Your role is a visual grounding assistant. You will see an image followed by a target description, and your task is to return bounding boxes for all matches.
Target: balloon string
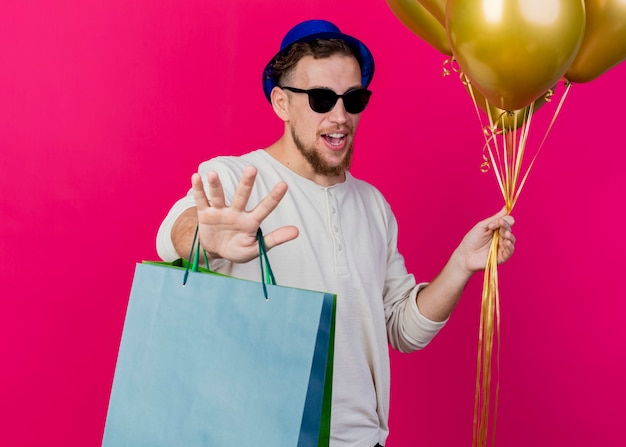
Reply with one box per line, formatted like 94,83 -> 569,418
463,79 -> 572,447
463,77 -> 506,194
455,69 -> 572,447
470,81 -> 571,212
511,80 -> 571,207
473,231 -> 500,447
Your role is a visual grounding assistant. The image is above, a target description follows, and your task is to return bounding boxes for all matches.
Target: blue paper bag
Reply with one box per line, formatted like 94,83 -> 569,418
102,261 -> 335,447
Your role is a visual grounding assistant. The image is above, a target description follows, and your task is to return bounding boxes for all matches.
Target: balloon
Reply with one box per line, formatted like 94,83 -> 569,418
446,0 -> 585,111
468,84 -> 552,132
386,0 -> 452,55
417,0 -> 446,25
566,0 -> 626,83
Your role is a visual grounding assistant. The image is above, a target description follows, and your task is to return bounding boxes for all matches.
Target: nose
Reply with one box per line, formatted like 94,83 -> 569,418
327,98 -> 348,124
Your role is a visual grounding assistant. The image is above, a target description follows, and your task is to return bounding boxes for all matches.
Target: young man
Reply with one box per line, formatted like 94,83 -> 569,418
156,19 -> 515,447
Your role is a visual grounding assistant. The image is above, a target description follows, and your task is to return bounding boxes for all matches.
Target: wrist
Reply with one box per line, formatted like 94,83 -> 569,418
450,246 -> 477,279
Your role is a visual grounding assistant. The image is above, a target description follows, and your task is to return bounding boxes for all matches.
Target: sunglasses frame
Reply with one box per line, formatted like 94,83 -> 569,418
279,86 -> 372,114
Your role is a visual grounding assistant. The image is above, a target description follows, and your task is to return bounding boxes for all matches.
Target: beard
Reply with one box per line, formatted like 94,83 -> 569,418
291,128 -> 354,177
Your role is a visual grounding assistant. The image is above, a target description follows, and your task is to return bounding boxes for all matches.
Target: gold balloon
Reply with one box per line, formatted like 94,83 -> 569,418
446,0 -> 585,111
417,0 -> 446,25
566,0 -> 626,83
386,0 -> 452,55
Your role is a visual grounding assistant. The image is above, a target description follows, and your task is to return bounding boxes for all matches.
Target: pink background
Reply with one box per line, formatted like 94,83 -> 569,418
1,1 -> 624,446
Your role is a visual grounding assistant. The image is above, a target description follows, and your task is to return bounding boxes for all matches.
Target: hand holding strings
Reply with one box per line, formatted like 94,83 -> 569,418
456,208 -> 516,274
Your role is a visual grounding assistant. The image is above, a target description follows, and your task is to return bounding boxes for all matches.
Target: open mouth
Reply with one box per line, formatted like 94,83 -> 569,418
322,132 -> 346,146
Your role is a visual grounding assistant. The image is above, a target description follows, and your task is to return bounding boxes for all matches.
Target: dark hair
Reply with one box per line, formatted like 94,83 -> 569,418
270,39 -> 362,88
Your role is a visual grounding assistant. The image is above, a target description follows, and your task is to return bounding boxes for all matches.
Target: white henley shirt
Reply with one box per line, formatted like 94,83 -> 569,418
156,149 -> 446,447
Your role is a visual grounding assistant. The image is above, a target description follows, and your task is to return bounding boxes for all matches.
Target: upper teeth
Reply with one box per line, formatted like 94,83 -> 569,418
327,133 -> 344,138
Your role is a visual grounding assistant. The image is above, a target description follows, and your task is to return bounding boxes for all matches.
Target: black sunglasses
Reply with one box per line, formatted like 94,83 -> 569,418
279,86 -> 372,114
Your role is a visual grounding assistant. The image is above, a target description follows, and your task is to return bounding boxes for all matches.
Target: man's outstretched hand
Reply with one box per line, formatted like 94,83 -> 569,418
192,165 -> 299,263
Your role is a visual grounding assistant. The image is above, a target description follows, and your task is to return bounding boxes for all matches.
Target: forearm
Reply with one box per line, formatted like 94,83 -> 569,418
415,248 -> 475,322
415,210 -> 515,322
171,206 -> 199,259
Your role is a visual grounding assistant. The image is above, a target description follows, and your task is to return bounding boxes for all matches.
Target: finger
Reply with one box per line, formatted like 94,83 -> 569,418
498,226 -> 516,257
206,171 -> 226,208
250,181 -> 289,223
502,214 -> 515,227
498,236 -> 515,262
262,226 -> 300,251
490,207 -> 508,221
191,173 -> 211,211
487,212 -> 515,231
230,166 -> 257,211
500,228 -> 516,245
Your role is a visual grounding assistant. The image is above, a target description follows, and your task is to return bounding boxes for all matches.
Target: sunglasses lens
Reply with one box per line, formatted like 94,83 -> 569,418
343,89 -> 371,114
309,90 -> 339,113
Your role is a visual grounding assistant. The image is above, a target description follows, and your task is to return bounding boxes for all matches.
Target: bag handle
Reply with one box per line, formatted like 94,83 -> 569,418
182,225 -> 208,285
257,228 -> 276,299
183,226 -> 276,299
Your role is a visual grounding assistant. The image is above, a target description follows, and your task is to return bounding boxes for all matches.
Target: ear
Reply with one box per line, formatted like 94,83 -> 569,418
271,87 -> 290,122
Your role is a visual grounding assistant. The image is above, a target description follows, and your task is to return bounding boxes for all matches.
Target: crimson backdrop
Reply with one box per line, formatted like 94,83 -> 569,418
1,1 -> 624,446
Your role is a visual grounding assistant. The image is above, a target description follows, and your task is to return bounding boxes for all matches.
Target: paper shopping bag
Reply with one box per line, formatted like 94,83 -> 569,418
102,261 -> 336,447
